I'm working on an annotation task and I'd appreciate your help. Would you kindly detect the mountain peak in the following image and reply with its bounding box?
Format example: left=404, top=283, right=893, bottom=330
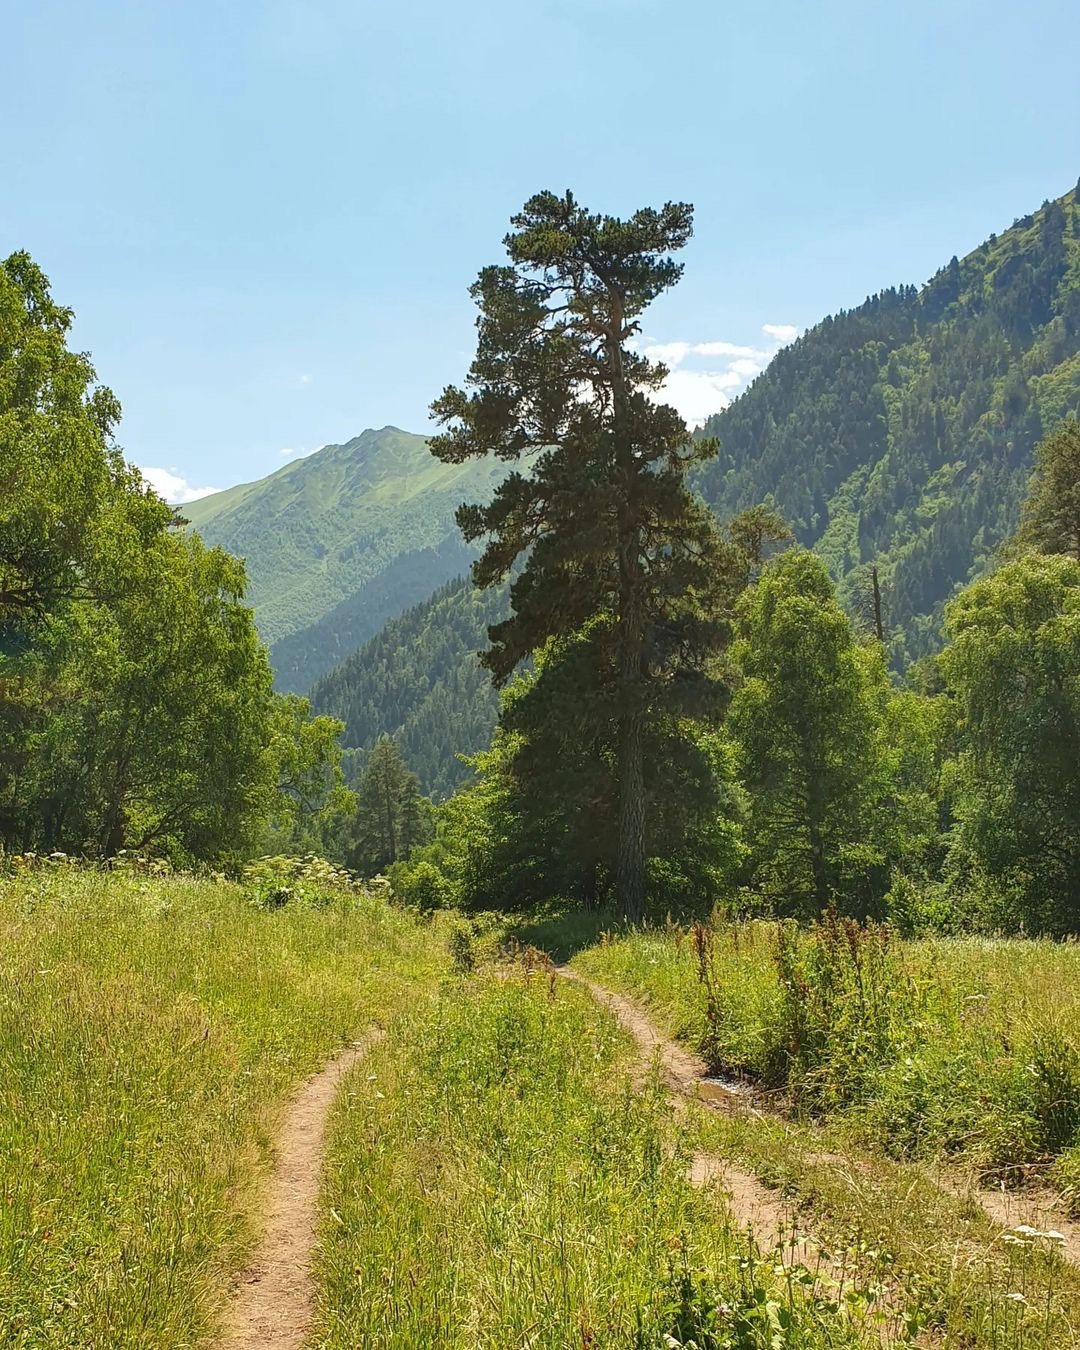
left=183, top=422, right=504, bottom=692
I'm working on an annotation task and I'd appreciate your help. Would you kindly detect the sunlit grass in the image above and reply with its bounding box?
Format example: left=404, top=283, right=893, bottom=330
left=571, top=919, right=1080, bottom=1347
left=687, top=1107, right=1080, bottom=1347
left=573, top=920, right=1080, bottom=1178
left=314, top=967, right=893, bottom=1348
left=0, top=863, right=444, bottom=1348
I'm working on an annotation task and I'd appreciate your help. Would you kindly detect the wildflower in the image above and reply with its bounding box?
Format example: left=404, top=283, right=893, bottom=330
left=1011, top=1223, right=1065, bottom=1242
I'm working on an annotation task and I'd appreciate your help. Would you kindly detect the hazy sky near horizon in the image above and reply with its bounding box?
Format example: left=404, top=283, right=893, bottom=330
left=4, top=0, right=1079, bottom=502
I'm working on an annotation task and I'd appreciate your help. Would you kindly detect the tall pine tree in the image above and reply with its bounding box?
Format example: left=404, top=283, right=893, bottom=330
left=1015, top=419, right=1080, bottom=562
left=348, top=736, right=426, bottom=876
left=429, top=190, right=727, bottom=918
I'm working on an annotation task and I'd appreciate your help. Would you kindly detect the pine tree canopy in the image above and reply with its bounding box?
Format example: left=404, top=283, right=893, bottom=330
left=429, top=191, right=733, bottom=918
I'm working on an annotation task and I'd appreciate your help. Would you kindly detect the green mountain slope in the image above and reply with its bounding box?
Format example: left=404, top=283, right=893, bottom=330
left=309, top=575, right=508, bottom=798
left=696, top=183, right=1080, bottom=661
left=184, top=426, right=504, bottom=691
left=313, top=183, right=1080, bottom=790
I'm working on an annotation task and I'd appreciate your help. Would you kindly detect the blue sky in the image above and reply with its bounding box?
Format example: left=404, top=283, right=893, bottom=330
left=4, top=0, right=1078, bottom=501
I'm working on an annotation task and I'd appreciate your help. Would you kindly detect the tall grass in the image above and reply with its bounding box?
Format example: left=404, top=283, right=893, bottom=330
left=0, top=863, right=443, bottom=1347
left=314, top=967, right=897, bottom=1348
left=573, top=917, right=1080, bottom=1188
left=687, top=1108, right=1080, bottom=1348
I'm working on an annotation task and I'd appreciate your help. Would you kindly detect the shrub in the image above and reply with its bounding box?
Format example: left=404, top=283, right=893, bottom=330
left=388, top=859, right=455, bottom=911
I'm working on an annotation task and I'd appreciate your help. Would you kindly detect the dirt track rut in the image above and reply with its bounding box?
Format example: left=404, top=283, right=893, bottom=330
left=219, top=1033, right=380, bottom=1350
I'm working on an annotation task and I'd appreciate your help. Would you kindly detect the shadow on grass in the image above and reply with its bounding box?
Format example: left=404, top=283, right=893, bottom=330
left=498, top=902, right=628, bottom=963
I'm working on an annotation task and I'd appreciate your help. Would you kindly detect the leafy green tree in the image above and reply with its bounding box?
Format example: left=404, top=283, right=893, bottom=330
left=22, top=518, right=277, bottom=861
left=348, top=736, right=429, bottom=875
left=729, top=550, right=891, bottom=917
left=941, top=553, right=1080, bottom=931
left=0, top=251, right=347, bottom=865
left=430, top=190, right=728, bottom=917
left=0, top=251, right=120, bottom=623
left=260, top=693, right=355, bottom=855
left=1015, top=419, right=1080, bottom=561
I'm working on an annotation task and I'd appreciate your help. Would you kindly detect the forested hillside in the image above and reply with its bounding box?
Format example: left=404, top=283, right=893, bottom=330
left=184, top=427, right=504, bottom=691
left=318, top=184, right=1080, bottom=794
left=698, top=183, right=1080, bottom=660
left=311, top=575, right=507, bottom=798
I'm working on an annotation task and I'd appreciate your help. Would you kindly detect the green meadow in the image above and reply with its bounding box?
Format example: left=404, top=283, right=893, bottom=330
left=2, top=865, right=1078, bottom=1347
left=0, top=863, right=443, bottom=1347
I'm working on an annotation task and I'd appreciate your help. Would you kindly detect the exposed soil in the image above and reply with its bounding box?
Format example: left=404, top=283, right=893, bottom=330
left=562, top=971, right=951, bottom=1345
left=965, top=1176, right=1080, bottom=1267
left=559, top=970, right=806, bottom=1248
left=560, top=970, right=708, bottom=1095
left=219, top=1033, right=381, bottom=1350
left=562, top=968, right=1080, bottom=1272
left=216, top=968, right=1076, bottom=1349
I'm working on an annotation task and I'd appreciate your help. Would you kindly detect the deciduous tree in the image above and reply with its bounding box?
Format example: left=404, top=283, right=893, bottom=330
left=941, top=553, right=1080, bottom=931
left=729, top=550, right=889, bottom=917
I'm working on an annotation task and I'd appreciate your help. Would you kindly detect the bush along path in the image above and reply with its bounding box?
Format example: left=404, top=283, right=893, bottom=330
left=220, top=1034, right=383, bottom=1349
left=562, top=960, right=1080, bottom=1347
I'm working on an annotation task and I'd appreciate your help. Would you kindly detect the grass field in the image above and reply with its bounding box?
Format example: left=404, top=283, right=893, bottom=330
left=0, top=862, right=444, bottom=1347
left=2, top=868, right=1078, bottom=1347
left=685, top=1103, right=1080, bottom=1347
left=572, top=913, right=1080, bottom=1198
left=313, top=965, right=893, bottom=1348
left=558, top=916, right=1080, bottom=1348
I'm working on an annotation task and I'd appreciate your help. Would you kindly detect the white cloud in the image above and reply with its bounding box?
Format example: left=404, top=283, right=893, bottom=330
left=762, top=322, right=799, bottom=343
left=641, top=321, right=800, bottom=426
left=692, top=340, right=761, bottom=360
left=139, top=466, right=219, bottom=504
left=640, top=340, right=691, bottom=367
left=654, top=370, right=736, bottom=425
left=729, top=356, right=766, bottom=379
left=279, top=446, right=316, bottom=459
left=297, top=373, right=313, bottom=386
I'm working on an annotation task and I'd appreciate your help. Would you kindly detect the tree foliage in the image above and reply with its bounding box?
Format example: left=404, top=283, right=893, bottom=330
left=728, top=551, right=893, bottom=917
left=346, top=736, right=430, bottom=876
left=0, top=253, right=341, bottom=863
left=429, top=190, right=731, bottom=916
left=941, top=553, right=1080, bottom=931
left=1014, top=417, right=1080, bottom=561
left=0, top=251, right=120, bottom=623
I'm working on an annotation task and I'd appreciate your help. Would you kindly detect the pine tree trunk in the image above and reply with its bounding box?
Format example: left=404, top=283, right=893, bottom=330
left=616, top=697, right=647, bottom=921
left=608, top=294, right=647, bottom=923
